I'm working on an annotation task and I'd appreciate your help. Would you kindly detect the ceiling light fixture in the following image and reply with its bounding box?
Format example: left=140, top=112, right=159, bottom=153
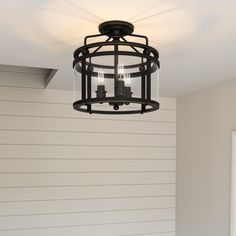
left=73, top=20, right=160, bottom=114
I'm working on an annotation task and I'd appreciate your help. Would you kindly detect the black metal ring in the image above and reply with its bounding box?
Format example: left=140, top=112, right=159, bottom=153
left=74, top=41, right=159, bottom=59
left=73, top=51, right=160, bottom=69
left=74, top=62, right=158, bottom=79
left=73, top=97, right=160, bottom=114
left=83, top=60, right=148, bottom=69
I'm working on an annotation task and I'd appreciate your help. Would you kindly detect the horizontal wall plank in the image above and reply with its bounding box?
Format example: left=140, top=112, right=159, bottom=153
left=0, top=184, right=175, bottom=201
left=0, top=159, right=176, bottom=173
left=0, top=220, right=175, bottom=236
left=0, top=196, right=176, bottom=215
left=0, top=145, right=176, bottom=160
left=0, top=172, right=175, bottom=187
left=0, top=130, right=176, bottom=147
left=0, top=101, right=176, bottom=122
left=0, top=83, right=176, bottom=235
left=0, top=231, right=175, bottom=236
left=117, top=233, right=175, bottom=236
left=0, top=208, right=175, bottom=229
left=0, top=116, right=176, bottom=135
left=0, top=87, right=176, bottom=110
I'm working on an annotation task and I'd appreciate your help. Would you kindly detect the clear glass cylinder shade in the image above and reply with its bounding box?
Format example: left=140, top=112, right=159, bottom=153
left=73, top=44, right=160, bottom=114
left=151, top=66, right=160, bottom=101
left=73, top=57, right=115, bottom=101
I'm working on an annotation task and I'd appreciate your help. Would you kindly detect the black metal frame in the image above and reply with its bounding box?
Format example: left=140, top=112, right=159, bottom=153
left=73, top=20, right=160, bottom=114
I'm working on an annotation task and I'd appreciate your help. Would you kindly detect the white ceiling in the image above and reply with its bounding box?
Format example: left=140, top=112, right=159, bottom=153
left=0, top=0, right=235, bottom=97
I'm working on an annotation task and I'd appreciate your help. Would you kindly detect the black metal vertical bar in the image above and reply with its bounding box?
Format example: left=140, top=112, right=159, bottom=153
left=147, top=59, right=151, bottom=100
left=141, top=58, right=146, bottom=113
left=87, top=73, right=91, bottom=113
left=87, top=58, right=92, bottom=113
left=114, top=44, right=118, bottom=96
left=141, top=74, right=145, bottom=98
left=81, top=59, right=86, bottom=100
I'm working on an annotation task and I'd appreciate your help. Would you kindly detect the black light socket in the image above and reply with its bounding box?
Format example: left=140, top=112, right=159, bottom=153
left=124, top=86, right=132, bottom=105
left=115, top=80, right=125, bottom=97
left=96, top=85, right=107, bottom=99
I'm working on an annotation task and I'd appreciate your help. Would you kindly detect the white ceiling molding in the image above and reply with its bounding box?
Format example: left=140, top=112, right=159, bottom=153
left=0, top=64, right=57, bottom=89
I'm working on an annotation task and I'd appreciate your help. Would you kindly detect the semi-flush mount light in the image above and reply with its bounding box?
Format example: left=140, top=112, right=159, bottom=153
left=73, top=20, right=160, bottom=114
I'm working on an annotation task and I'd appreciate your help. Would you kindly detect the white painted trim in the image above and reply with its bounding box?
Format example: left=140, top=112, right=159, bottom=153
left=231, top=132, right=236, bottom=236
left=45, top=69, right=57, bottom=88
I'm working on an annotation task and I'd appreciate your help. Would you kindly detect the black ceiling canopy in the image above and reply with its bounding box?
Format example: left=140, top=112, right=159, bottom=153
left=73, top=20, right=160, bottom=114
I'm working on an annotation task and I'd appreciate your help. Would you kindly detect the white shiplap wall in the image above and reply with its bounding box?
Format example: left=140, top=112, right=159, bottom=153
left=0, top=80, right=176, bottom=236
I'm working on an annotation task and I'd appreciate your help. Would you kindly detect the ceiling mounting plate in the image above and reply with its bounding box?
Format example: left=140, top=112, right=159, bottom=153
left=99, top=20, right=134, bottom=37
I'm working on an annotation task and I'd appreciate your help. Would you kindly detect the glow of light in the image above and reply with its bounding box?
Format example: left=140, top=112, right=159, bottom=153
left=124, top=73, right=131, bottom=87
left=97, top=69, right=104, bottom=84
left=118, top=64, right=125, bottom=78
